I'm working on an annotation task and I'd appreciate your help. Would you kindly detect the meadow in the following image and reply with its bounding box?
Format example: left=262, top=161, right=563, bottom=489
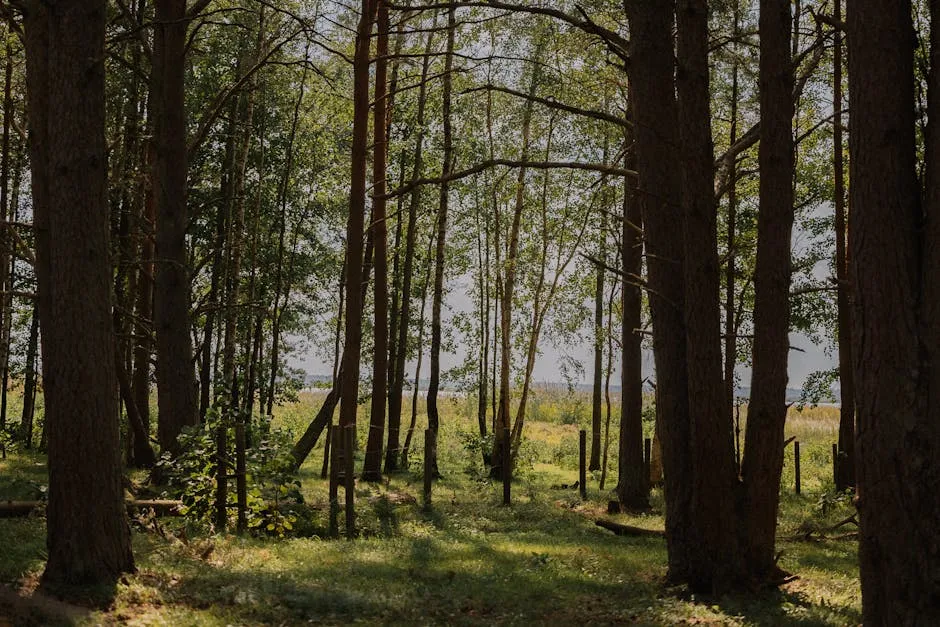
left=0, top=389, right=860, bottom=625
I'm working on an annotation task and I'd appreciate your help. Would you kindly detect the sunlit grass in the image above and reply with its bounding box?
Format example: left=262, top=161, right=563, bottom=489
left=0, top=390, right=859, bottom=625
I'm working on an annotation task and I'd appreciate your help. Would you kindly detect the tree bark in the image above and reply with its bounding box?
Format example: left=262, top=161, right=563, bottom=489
left=363, top=0, right=391, bottom=482
left=24, top=0, right=135, bottom=584
left=387, top=19, right=436, bottom=474
left=832, top=0, right=855, bottom=492
left=426, top=5, right=456, bottom=480
left=617, top=128, right=648, bottom=510
left=741, top=0, right=794, bottom=583
left=624, top=0, right=692, bottom=583
left=338, top=0, right=376, bottom=446
left=676, top=0, right=739, bottom=592
left=590, top=192, right=606, bottom=472
left=153, top=0, right=198, bottom=455
left=846, top=0, right=940, bottom=622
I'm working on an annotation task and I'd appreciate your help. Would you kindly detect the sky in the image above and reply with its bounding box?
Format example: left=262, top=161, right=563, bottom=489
left=294, top=288, right=836, bottom=391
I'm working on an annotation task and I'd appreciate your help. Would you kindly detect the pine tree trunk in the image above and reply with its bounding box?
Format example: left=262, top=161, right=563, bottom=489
left=741, top=0, right=794, bottom=583
left=363, top=0, right=391, bottom=482
left=153, top=0, right=198, bottom=455
left=19, top=304, right=39, bottom=449
left=832, top=0, right=855, bottom=492
left=676, top=0, right=739, bottom=592
left=617, top=129, right=648, bottom=510
left=24, top=0, right=135, bottom=584
left=849, top=1, right=940, bottom=622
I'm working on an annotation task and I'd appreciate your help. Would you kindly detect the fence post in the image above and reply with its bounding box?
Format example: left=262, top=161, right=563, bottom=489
left=579, top=429, right=587, bottom=500
left=795, top=440, right=802, bottom=495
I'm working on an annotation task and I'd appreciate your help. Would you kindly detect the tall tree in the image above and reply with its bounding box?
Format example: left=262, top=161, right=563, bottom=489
left=152, top=0, right=198, bottom=455
left=426, top=4, right=456, bottom=479
left=676, top=0, right=738, bottom=592
left=832, top=0, right=855, bottom=492
left=363, top=0, right=391, bottom=481
left=624, top=0, right=692, bottom=583
left=617, top=121, right=648, bottom=510
left=339, top=0, right=376, bottom=438
left=848, top=0, right=940, bottom=621
left=385, top=18, right=437, bottom=473
left=741, top=0, right=795, bottom=581
left=23, top=0, right=135, bottom=585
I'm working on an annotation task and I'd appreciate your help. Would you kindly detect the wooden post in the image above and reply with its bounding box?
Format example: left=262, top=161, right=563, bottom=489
left=502, top=427, right=511, bottom=505
left=794, top=440, right=801, bottom=495
left=344, top=424, right=355, bottom=539
left=320, top=421, right=332, bottom=479
left=235, top=419, right=247, bottom=533
left=423, top=429, right=432, bottom=509
left=328, top=425, right=340, bottom=538
left=832, top=442, right=839, bottom=485
left=579, top=429, right=587, bottom=500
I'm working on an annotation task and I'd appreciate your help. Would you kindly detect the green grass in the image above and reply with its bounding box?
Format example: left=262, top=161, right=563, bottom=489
left=0, top=392, right=860, bottom=625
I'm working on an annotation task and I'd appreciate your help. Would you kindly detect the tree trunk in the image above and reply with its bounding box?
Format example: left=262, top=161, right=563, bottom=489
left=723, top=0, right=741, bottom=430
left=386, top=19, right=436, bottom=474
left=832, top=0, right=855, bottom=492
left=617, top=130, right=648, bottom=510
left=19, top=304, right=39, bottom=449
left=676, top=0, right=739, bottom=592
left=401, top=231, right=436, bottom=468
left=590, top=199, right=605, bottom=472
left=848, top=0, right=940, bottom=622
left=624, top=0, right=693, bottom=583
left=363, top=0, right=391, bottom=482
left=132, top=140, right=155, bottom=467
left=23, top=0, right=135, bottom=584
left=338, top=0, right=376, bottom=446
left=426, top=6, right=456, bottom=480
left=491, top=39, right=542, bottom=480
left=265, top=50, right=309, bottom=418
left=741, top=0, right=794, bottom=583
left=153, top=0, right=198, bottom=455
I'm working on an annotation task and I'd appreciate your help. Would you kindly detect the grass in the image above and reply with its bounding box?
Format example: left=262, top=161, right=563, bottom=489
left=0, top=391, right=860, bottom=625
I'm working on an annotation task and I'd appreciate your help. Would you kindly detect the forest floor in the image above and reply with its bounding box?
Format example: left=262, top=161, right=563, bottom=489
left=0, top=393, right=860, bottom=625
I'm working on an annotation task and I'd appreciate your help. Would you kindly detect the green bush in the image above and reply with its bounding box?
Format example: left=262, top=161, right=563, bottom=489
left=157, top=407, right=304, bottom=536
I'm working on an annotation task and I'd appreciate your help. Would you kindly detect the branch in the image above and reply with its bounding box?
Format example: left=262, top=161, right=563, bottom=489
left=188, top=29, right=302, bottom=155
left=383, top=159, right=636, bottom=199
left=387, top=1, right=629, bottom=63
left=463, top=84, right=629, bottom=128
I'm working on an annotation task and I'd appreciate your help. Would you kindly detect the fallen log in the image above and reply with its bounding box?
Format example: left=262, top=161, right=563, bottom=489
left=595, top=518, right=665, bottom=538
left=0, top=499, right=183, bottom=519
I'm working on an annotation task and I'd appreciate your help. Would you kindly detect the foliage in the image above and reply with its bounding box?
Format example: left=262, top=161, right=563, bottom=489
left=157, top=408, right=303, bottom=537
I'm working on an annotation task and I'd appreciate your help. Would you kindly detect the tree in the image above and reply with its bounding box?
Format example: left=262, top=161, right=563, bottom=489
left=624, top=0, right=692, bottom=583
left=848, top=0, right=940, bottom=621
left=23, top=0, right=134, bottom=585
left=832, top=0, right=854, bottom=492
left=617, top=117, right=648, bottom=510
left=741, top=0, right=795, bottom=581
left=363, top=0, right=391, bottom=482
left=426, top=4, right=457, bottom=479
left=152, top=0, right=198, bottom=455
